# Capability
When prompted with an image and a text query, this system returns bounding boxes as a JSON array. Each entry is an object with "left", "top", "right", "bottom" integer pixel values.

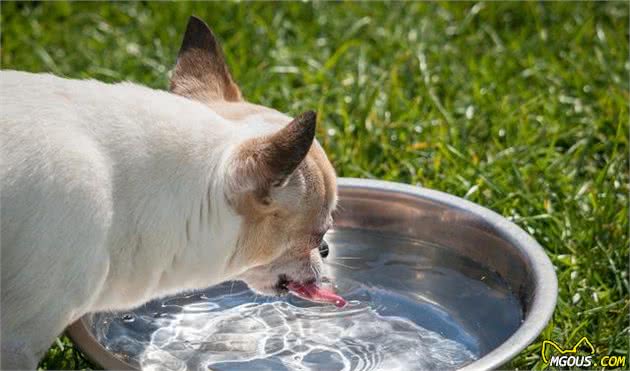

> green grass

[{"left": 2, "top": 2, "right": 628, "bottom": 370}]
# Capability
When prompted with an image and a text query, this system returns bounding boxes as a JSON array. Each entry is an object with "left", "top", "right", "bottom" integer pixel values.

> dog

[{"left": 0, "top": 16, "right": 340, "bottom": 369}]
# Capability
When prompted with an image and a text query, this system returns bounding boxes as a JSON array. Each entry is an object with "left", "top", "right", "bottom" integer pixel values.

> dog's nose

[{"left": 319, "top": 240, "right": 329, "bottom": 258}]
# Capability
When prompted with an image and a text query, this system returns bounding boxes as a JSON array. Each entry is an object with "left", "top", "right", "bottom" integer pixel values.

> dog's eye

[{"left": 318, "top": 240, "right": 329, "bottom": 258}]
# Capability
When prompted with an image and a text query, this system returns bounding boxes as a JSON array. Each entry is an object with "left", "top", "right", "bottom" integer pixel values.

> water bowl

[{"left": 67, "top": 178, "right": 557, "bottom": 370}]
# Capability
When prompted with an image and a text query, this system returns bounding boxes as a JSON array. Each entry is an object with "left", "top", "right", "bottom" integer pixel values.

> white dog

[{"left": 1, "top": 16, "right": 341, "bottom": 369}]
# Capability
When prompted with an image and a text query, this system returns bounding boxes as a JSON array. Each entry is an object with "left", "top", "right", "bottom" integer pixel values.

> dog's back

[
  {"left": 0, "top": 71, "right": 235, "bottom": 367},
  {"left": 1, "top": 71, "right": 118, "bottom": 366}
]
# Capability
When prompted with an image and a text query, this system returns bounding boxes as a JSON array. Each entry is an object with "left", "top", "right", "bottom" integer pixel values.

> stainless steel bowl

[{"left": 67, "top": 178, "right": 557, "bottom": 370}]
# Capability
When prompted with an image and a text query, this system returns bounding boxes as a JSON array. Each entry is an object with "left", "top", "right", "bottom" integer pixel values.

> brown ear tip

[
  {"left": 299, "top": 110, "right": 317, "bottom": 130},
  {"left": 303, "top": 110, "right": 317, "bottom": 122},
  {"left": 183, "top": 15, "right": 213, "bottom": 39},
  {"left": 297, "top": 111, "right": 317, "bottom": 141},
  {"left": 187, "top": 15, "right": 208, "bottom": 29},
  {"left": 180, "top": 15, "right": 218, "bottom": 56},
  {"left": 303, "top": 110, "right": 317, "bottom": 119}
]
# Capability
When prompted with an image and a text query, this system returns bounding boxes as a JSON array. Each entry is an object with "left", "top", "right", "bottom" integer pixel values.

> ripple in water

[{"left": 91, "top": 229, "right": 522, "bottom": 371}]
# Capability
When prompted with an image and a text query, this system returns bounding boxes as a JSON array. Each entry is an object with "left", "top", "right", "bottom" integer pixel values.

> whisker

[{"left": 326, "top": 261, "right": 360, "bottom": 270}]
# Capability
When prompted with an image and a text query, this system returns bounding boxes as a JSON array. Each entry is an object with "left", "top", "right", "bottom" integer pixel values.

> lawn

[{"left": 1, "top": 1, "right": 628, "bottom": 370}]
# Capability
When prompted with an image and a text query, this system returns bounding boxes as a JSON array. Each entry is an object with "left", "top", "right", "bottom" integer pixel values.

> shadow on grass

[{"left": 38, "top": 336, "right": 99, "bottom": 371}]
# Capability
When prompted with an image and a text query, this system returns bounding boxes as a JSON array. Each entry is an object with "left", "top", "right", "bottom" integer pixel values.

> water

[{"left": 90, "top": 229, "right": 522, "bottom": 371}]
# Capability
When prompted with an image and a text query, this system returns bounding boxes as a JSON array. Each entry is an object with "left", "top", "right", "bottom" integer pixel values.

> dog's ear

[
  {"left": 229, "top": 111, "right": 317, "bottom": 199},
  {"left": 170, "top": 16, "right": 242, "bottom": 103}
]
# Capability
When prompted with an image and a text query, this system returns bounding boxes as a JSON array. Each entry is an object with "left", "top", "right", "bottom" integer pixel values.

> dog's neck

[{"left": 87, "top": 84, "right": 254, "bottom": 311}]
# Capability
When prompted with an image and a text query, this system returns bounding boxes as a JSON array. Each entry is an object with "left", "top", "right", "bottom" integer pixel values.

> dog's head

[{"left": 170, "top": 16, "right": 337, "bottom": 297}]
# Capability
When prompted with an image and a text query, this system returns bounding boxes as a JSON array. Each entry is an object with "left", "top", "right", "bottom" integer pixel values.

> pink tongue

[{"left": 287, "top": 281, "right": 347, "bottom": 308}]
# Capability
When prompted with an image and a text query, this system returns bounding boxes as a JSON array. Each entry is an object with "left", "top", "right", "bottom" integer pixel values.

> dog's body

[
  {"left": 1, "top": 70, "right": 242, "bottom": 367},
  {"left": 1, "top": 17, "right": 337, "bottom": 369}
]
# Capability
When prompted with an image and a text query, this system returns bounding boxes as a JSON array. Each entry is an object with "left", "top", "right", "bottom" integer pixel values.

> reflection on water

[{"left": 91, "top": 229, "right": 522, "bottom": 371}]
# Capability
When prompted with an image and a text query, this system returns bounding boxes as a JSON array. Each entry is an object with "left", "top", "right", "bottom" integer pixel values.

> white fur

[{"left": 0, "top": 71, "right": 276, "bottom": 369}]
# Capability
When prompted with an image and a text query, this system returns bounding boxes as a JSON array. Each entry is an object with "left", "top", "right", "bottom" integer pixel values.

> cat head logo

[{"left": 541, "top": 336, "right": 595, "bottom": 364}]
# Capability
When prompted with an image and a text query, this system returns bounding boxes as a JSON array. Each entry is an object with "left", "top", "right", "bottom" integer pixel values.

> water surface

[{"left": 91, "top": 228, "right": 522, "bottom": 371}]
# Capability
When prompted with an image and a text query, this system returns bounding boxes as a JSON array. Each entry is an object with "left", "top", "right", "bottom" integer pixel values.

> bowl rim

[
  {"left": 336, "top": 178, "right": 557, "bottom": 370},
  {"left": 66, "top": 178, "right": 557, "bottom": 370}
]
